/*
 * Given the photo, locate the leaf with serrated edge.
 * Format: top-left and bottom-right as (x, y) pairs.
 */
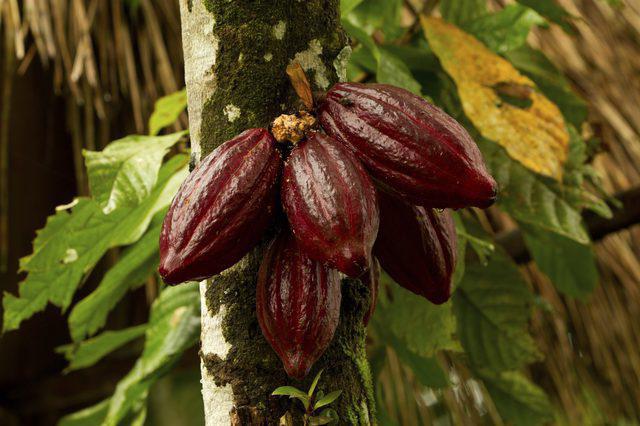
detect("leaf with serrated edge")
(84, 131), (186, 214)
(454, 250), (541, 370)
(2, 155), (188, 333)
(58, 324), (147, 371)
(422, 17), (568, 180)
(68, 215), (162, 342)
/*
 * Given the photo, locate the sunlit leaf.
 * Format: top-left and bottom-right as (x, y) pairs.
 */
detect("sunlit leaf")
(422, 17), (569, 180)
(58, 399), (110, 426)
(148, 89), (187, 136)
(2, 156), (188, 333)
(308, 370), (323, 396)
(104, 283), (200, 425)
(340, 0), (363, 16)
(57, 324), (147, 371)
(84, 131), (186, 214)
(68, 214), (162, 342)
(454, 250), (541, 370)
(516, 0), (574, 32)
(465, 5), (545, 54)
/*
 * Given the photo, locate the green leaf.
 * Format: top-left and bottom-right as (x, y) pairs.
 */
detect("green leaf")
(346, 0), (404, 41)
(103, 282), (200, 425)
(68, 214), (162, 342)
(272, 386), (309, 399)
(308, 369), (323, 396)
(505, 46), (587, 127)
(57, 324), (147, 372)
(2, 155), (187, 333)
(377, 47), (422, 95)
(58, 399), (109, 426)
(148, 89), (187, 136)
(465, 5), (545, 54)
(522, 225), (598, 299)
(308, 414), (335, 425)
(516, 0), (574, 32)
(380, 44), (439, 74)
(439, 0), (487, 26)
(478, 370), (554, 426)
(457, 214), (495, 266)
(451, 213), (468, 286)
(375, 278), (459, 357)
(84, 131), (186, 214)
(313, 390), (342, 410)
(342, 20), (421, 94)
(478, 138), (590, 244)
(340, 0), (363, 16)
(273, 386), (311, 411)
(454, 250), (541, 371)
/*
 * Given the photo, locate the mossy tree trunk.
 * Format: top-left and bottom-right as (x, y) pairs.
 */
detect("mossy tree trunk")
(178, 1), (375, 424)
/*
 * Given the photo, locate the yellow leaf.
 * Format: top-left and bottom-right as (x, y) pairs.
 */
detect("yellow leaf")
(421, 17), (568, 180)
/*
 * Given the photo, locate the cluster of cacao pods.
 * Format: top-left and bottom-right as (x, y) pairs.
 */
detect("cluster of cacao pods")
(159, 82), (497, 379)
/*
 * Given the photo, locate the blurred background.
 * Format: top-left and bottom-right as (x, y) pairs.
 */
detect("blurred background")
(1, 0), (639, 425)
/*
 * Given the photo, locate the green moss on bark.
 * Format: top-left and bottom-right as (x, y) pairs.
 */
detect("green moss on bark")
(190, 0), (374, 423)
(203, 247), (376, 424)
(198, 0), (347, 153)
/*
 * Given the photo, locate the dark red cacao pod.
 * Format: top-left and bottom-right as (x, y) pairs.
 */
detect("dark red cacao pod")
(282, 132), (379, 277)
(363, 258), (380, 326)
(159, 128), (281, 285)
(257, 232), (342, 379)
(318, 82), (497, 209)
(374, 190), (457, 305)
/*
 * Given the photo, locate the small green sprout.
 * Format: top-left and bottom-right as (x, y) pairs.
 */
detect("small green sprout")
(272, 370), (342, 425)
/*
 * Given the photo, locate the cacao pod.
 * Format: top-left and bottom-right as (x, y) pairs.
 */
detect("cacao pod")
(374, 190), (457, 305)
(257, 231), (342, 379)
(363, 258), (380, 326)
(159, 128), (281, 285)
(318, 82), (497, 209)
(282, 132), (379, 277)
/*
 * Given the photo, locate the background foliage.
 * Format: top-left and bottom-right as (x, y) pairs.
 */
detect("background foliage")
(1, 0), (638, 425)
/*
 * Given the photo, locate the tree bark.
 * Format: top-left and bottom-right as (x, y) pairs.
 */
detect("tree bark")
(178, 1), (374, 424)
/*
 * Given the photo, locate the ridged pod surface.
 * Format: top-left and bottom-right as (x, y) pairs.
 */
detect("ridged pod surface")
(363, 258), (380, 326)
(319, 82), (497, 209)
(374, 190), (457, 305)
(257, 232), (342, 379)
(159, 129), (281, 285)
(282, 132), (379, 277)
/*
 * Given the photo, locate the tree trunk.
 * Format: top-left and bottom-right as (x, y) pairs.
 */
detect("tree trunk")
(178, 1), (375, 424)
